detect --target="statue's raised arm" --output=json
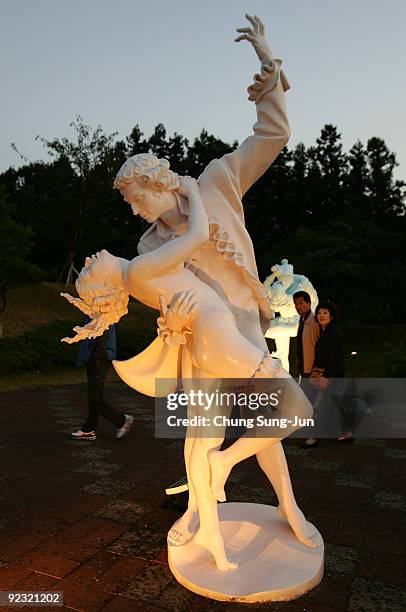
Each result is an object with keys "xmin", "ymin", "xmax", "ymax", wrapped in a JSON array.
[
  {"xmin": 114, "ymin": 15, "xmax": 291, "ymax": 330},
  {"xmin": 199, "ymin": 14, "xmax": 290, "ymax": 203}
]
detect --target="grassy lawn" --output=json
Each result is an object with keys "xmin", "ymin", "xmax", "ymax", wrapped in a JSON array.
[
  {"xmin": 3, "ymin": 282, "xmax": 79, "ymax": 337},
  {"xmin": 0, "ymin": 368, "xmax": 88, "ymax": 392},
  {"xmin": 3, "ymin": 281, "xmax": 157, "ymax": 339}
]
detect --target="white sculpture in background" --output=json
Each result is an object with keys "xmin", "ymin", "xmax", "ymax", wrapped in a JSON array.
[
  {"xmin": 264, "ymin": 259, "xmax": 318, "ymax": 371},
  {"xmin": 61, "ymin": 15, "xmax": 323, "ymax": 603}
]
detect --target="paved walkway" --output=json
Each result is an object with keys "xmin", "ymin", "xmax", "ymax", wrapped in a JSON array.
[{"xmin": 0, "ymin": 384, "xmax": 405, "ymax": 611}]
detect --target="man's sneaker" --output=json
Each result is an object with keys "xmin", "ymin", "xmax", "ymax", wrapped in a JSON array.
[
  {"xmin": 116, "ymin": 415, "xmax": 134, "ymax": 439},
  {"xmin": 70, "ymin": 429, "xmax": 97, "ymax": 441},
  {"xmin": 165, "ymin": 475, "xmax": 189, "ymax": 495}
]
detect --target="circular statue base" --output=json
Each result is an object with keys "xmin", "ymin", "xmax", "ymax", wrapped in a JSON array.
[{"xmin": 168, "ymin": 502, "xmax": 324, "ymax": 603}]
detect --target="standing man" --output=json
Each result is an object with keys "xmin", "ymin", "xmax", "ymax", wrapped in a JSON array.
[
  {"xmin": 293, "ymin": 291, "xmax": 320, "ymax": 448},
  {"xmin": 293, "ymin": 291, "xmax": 319, "ymax": 379}
]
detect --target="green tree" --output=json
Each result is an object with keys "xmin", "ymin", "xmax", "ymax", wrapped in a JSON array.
[
  {"xmin": 0, "ymin": 189, "xmax": 41, "ymax": 336},
  {"xmin": 36, "ymin": 115, "xmax": 121, "ymax": 283},
  {"xmin": 366, "ymin": 137, "xmax": 406, "ymax": 219},
  {"xmin": 346, "ymin": 140, "xmax": 369, "ymax": 215},
  {"xmin": 186, "ymin": 129, "xmax": 237, "ymax": 177},
  {"xmin": 261, "ymin": 218, "xmax": 406, "ymax": 324},
  {"xmin": 2, "ymin": 117, "xmax": 405, "ymax": 329},
  {"xmin": 125, "ymin": 124, "xmax": 148, "ymax": 157},
  {"xmin": 311, "ymin": 124, "xmax": 348, "ymax": 223},
  {"xmin": 244, "ymin": 145, "xmax": 292, "ymax": 265}
]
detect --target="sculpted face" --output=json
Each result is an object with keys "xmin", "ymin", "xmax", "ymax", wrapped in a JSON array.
[
  {"xmin": 80, "ymin": 249, "xmax": 120, "ymax": 284},
  {"xmin": 120, "ymin": 182, "xmax": 177, "ymax": 223}
]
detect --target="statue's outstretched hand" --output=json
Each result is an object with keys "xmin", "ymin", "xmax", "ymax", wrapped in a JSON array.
[{"xmin": 235, "ymin": 14, "xmax": 273, "ymax": 64}]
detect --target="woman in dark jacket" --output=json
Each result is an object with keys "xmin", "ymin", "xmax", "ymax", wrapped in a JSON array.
[
  {"xmin": 302, "ymin": 301, "xmax": 348, "ymax": 448},
  {"xmin": 312, "ymin": 302, "xmax": 345, "ymax": 380}
]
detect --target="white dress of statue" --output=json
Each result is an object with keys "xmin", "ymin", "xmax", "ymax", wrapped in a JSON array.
[
  {"xmin": 61, "ymin": 16, "xmax": 323, "ymax": 603},
  {"xmin": 264, "ymin": 259, "xmax": 318, "ymax": 370}
]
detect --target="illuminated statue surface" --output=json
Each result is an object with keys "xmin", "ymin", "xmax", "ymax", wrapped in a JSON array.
[
  {"xmin": 264, "ymin": 259, "xmax": 318, "ymax": 370},
  {"xmin": 62, "ymin": 15, "xmax": 323, "ymax": 603}
]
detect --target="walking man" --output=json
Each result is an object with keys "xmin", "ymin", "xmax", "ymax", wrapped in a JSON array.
[{"xmin": 71, "ymin": 323, "xmax": 134, "ymax": 440}]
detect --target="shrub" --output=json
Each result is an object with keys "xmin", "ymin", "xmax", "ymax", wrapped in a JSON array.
[
  {"xmin": 383, "ymin": 338, "xmax": 406, "ymax": 377},
  {"xmin": 0, "ymin": 320, "xmax": 77, "ymax": 375},
  {"xmin": 0, "ymin": 306, "xmax": 158, "ymax": 375}
]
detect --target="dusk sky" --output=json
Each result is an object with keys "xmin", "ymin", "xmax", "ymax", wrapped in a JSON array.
[{"xmin": 1, "ymin": 0, "xmax": 405, "ymax": 179}]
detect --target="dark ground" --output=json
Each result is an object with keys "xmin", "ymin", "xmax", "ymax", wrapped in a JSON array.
[{"xmin": 0, "ymin": 383, "xmax": 405, "ymax": 611}]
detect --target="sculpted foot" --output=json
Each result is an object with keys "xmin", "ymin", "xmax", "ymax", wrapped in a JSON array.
[
  {"xmin": 278, "ymin": 504, "xmax": 322, "ymax": 548},
  {"xmin": 194, "ymin": 528, "xmax": 238, "ymax": 571},
  {"xmin": 208, "ymin": 449, "xmax": 231, "ymax": 502},
  {"xmin": 167, "ymin": 508, "xmax": 199, "ymax": 546}
]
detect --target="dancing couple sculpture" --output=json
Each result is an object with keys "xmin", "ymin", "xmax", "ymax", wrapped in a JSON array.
[{"xmin": 62, "ymin": 15, "xmax": 323, "ymax": 602}]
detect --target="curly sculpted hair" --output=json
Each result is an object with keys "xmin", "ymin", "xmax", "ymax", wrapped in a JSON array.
[{"xmin": 113, "ymin": 153, "xmax": 180, "ymax": 192}]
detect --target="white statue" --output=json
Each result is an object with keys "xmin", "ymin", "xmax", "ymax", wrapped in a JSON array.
[
  {"xmin": 264, "ymin": 259, "xmax": 318, "ymax": 370},
  {"xmin": 62, "ymin": 14, "xmax": 323, "ymax": 603}
]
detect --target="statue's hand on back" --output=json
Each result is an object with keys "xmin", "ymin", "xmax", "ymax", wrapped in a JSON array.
[
  {"xmin": 159, "ymin": 290, "xmax": 197, "ymax": 334},
  {"xmin": 157, "ymin": 290, "xmax": 198, "ymax": 347}
]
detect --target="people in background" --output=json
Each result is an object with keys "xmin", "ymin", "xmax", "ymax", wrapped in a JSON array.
[
  {"xmin": 293, "ymin": 291, "xmax": 320, "ymax": 379},
  {"xmin": 71, "ymin": 323, "xmax": 134, "ymax": 440},
  {"xmin": 302, "ymin": 301, "xmax": 346, "ymax": 448}
]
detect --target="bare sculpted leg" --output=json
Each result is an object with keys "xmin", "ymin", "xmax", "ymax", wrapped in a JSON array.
[
  {"xmin": 238, "ymin": 317, "xmax": 320, "ymax": 547},
  {"xmin": 167, "ymin": 345, "xmax": 223, "ymax": 548},
  {"xmin": 168, "ymin": 427, "xmax": 239, "ymax": 570},
  {"xmin": 168, "ymin": 372, "xmax": 236, "ymax": 570},
  {"xmin": 170, "ymin": 314, "xmax": 320, "ymax": 569},
  {"xmin": 167, "ymin": 433, "xmax": 200, "ymax": 546},
  {"xmin": 191, "ymin": 436, "xmax": 238, "ymax": 571},
  {"xmin": 174, "ymin": 399, "xmax": 321, "ymax": 552},
  {"xmin": 168, "ymin": 311, "xmax": 261, "ymax": 564},
  {"xmin": 207, "ymin": 374, "xmax": 322, "ymax": 548},
  {"xmin": 207, "ymin": 435, "xmax": 321, "ymax": 548},
  {"xmin": 167, "ymin": 333, "xmax": 201, "ymax": 547},
  {"xmin": 256, "ymin": 444, "xmax": 322, "ymax": 548},
  {"xmin": 186, "ymin": 377, "xmax": 237, "ymax": 571},
  {"xmin": 205, "ymin": 350, "xmax": 322, "ymax": 548}
]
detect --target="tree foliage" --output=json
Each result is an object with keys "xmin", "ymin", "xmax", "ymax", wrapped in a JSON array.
[{"xmin": 0, "ymin": 188, "xmax": 41, "ymax": 335}]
